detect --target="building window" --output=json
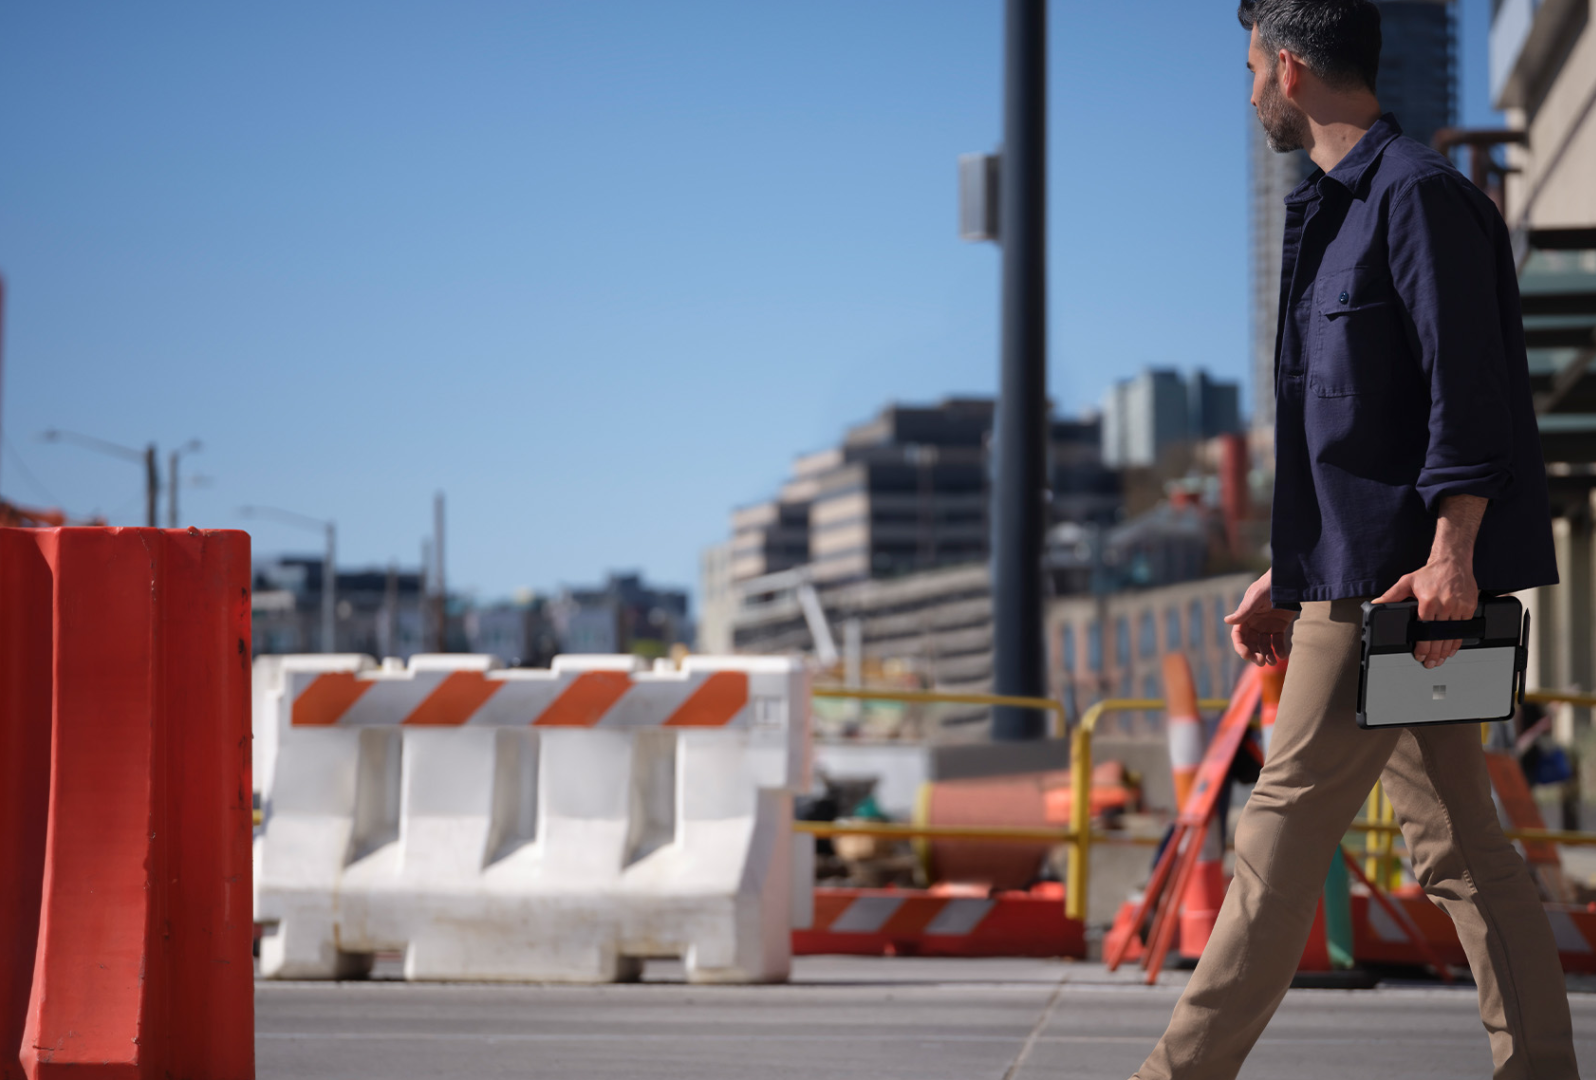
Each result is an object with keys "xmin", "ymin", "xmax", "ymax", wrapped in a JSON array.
[
  {"xmin": 1215, "ymin": 598, "xmax": 1230, "ymax": 652},
  {"xmin": 1117, "ymin": 617, "xmax": 1131, "ymax": 666},
  {"xmin": 1197, "ymin": 663, "xmax": 1212, "ymax": 700},
  {"xmin": 1062, "ymin": 625, "xmax": 1076, "ymax": 673},
  {"xmin": 1190, "ymin": 600, "xmax": 1205, "ymax": 648},
  {"xmin": 1089, "ymin": 622, "xmax": 1104, "ymax": 673},
  {"xmin": 1166, "ymin": 608, "xmax": 1181, "ymax": 651},
  {"xmin": 1139, "ymin": 611, "xmax": 1156, "ymax": 658},
  {"xmin": 1143, "ymin": 674, "xmax": 1162, "ymax": 732}
]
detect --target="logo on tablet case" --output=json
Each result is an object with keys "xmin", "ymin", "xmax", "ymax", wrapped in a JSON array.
[{"xmin": 1432, "ymin": 685, "xmax": 1446, "ymax": 700}]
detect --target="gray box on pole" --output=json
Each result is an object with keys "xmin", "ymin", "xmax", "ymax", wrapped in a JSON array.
[{"xmin": 959, "ymin": 153, "xmax": 1001, "ymax": 242}]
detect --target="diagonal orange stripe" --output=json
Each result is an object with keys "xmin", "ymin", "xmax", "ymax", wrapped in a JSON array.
[
  {"xmin": 878, "ymin": 898, "xmax": 946, "ymax": 938},
  {"xmin": 291, "ymin": 672, "xmax": 373, "ymax": 726},
  {"xmin": 662, "ymin": 671, "xmax": 748, "ymax": 727},
  {"xmin": 812, "ymin": 893, "xmax": 857, "ymax": 931},
  {"xmin": 533, "ymin": 670, "xmax": 633, "ymax": 727},
  {"xmin": 404, "ymin": 671, "xmax": 503, "ymax": 726}
]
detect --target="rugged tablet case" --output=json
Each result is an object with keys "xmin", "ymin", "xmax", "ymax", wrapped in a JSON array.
[{"xmin": 1356, "ymin": 596, "xmax": 1529, "ymax": 730}]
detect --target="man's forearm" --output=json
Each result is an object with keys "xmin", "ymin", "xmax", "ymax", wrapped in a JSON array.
[{"xmin": 1431, "ymin": 494, "xmax": 1487, "ymax": 565}]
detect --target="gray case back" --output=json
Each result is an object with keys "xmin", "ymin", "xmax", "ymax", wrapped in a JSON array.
[{"xmin": 1356, "ymin": 598, "xmax": 1529, "ymax": 729}]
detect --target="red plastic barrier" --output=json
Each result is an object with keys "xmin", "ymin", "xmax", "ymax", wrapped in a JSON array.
[{"xmin": 0, "ymin": 528, "xmax": 253, "ymax": 1080}]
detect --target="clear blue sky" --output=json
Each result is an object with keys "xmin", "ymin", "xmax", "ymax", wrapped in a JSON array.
[{"xmin": 0, "ymin": 1, "xmax": 1499, "ymax": 604}]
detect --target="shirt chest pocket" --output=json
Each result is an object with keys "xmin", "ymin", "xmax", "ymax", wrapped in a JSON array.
[{"xmin": 1312, "ymin": 266, "xmax": 1399, "ymax": 397}]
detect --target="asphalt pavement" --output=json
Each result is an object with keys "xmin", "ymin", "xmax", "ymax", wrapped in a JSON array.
[{"xmin": 256, "ymin": 957, "xmax": 1596, "ymax": 1080}]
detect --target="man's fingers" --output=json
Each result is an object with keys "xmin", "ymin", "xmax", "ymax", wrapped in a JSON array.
[{"xmin": 1373, "ymin": 574, "xmax": 1415, "ymax": 605}]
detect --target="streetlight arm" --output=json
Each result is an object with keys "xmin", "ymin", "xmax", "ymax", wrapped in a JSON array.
[
  {"xmin": 38, "ymin": 429, "xmax": 144, "ymax": 463},
  {"xmin": 237, "ymin": 504, "xmax": 332, "ymax": 533}
]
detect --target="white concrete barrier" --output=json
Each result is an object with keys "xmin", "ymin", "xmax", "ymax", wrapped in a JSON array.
[{"xmin": 254, "ymin": 653, "xmax": 811, "ymax": 983}]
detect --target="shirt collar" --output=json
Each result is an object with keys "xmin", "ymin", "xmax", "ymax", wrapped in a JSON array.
[{"xmin": 1283, "ymin": 113, "xmax": 1404, "ymax": 205}]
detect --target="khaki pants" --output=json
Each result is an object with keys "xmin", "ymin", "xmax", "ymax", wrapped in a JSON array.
[{"xmin": 1134, "ymin": 599, "xmax": 1579, "ymax": 1080}]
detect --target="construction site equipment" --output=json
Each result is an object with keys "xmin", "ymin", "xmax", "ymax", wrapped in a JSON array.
[
  {"xmin": 1, "ymin": 527, "xmax": 253, "ymax": 1079},
  {"xmin": 915, "ymin": 761, "xmax": 1139, "ymax": 890},
  {"xmin": 254, "ymin": 653, "xmax": 809, "ymax": 983},
  {"xmin": 814, "ymin": 685, "xmax": 1228, "ymax": 921}
]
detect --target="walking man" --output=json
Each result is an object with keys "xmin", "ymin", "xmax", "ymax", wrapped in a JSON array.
[{"xmin": 1131, "ymin": 3, "xmax": 1581, "ymax": 1077}]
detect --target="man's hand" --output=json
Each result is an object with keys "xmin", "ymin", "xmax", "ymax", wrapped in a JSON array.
[
  {"xmin": 1372, "ymin": 494, "xmax": 1486, "ymax": 669},
  {"xmin": 1224, "ymin": 569, "xmax": 1298, "ymax": 666}
]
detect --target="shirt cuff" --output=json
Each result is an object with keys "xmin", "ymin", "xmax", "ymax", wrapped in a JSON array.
[{"xmin": 1414, "ymin": 462, "xmax": 1511, "ymax": 513}]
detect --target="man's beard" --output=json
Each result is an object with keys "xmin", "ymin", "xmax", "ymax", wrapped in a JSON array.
[{"xmin": 1258, "ymin": 71, "xmax": 1308, "ymax": 154}]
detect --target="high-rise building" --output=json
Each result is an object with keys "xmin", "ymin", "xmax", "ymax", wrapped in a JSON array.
[
  {"xmin": 1250, "ymin": 1, "xmax": 1457, "ymax": 434},
  {"xmin": 718, "ymin": 397, "xmax": 1124, "ymax": 590},
  {"xmin": 1099, "ymin": 368, "xmax": 1243, "ymax": 468}
]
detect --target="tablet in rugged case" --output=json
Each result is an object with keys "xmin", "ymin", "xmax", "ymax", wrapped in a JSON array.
[{"xmin": 1356, "ymin": 597, "xmax": 1529, "ymax": 729}]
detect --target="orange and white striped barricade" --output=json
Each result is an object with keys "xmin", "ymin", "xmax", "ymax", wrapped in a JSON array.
[
  {"xmin": 794, "ymin": 884, "xmax": 1085, "ymax": 958},
  {"xmin": 254, "ymin": 653, "xmax": 810, "ymax": 984},
  {"xmin": 1351, "ymin": 887, "xmax": 1596, "ymax": 975}
]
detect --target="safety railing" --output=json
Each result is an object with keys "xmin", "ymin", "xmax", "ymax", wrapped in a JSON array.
[{"xmin": 810, "ymin": 687, "xmax": 1226, "ymax": 920}]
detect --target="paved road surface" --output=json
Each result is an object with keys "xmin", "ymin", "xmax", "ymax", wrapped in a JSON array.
[{"xmin": 257, "ymin": 958, "xmax": 1596, "ymax": 1079}]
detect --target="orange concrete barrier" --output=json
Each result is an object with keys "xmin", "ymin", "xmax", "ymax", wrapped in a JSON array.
[{"xmin": 0, "ymin": 528, "xmax": 254, "ymax": 1080}]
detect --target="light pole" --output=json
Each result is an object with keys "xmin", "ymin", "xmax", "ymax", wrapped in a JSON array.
[
  {"xmin": 959, "ymin": 1, "xmax": 1049, "ymax": 741},
  {"xmin": 168, "ymin": 440, "xmax": 203, "ymax": 528},
  {"xmin": 39, "ymin": 429, "xmax": 161, "ymax": 527},
  {"xmin": 239, "ymin": 505, "xmax": 337, "ymax": 654}
]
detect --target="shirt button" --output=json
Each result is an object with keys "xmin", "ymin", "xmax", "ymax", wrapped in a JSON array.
[{"xmin": 1339, "ymin": 291, "xmax": 1350, "ymax": 304}]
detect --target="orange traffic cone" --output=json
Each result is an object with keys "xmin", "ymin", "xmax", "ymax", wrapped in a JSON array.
[
  {"xmin": 1259, "ymin": 659, "xmax": 1287, "ymax": 757},
  {"xmin": 1163, "ymin": 654, "xmax": 1226, "ymax": 958}
]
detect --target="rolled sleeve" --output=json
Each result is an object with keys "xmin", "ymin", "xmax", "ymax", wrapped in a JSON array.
[{"xmin": 1388, "ymin": 175, "xmax": 1515, "ymax": 511}]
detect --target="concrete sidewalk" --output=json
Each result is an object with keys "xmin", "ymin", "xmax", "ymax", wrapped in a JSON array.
[{"xmin": 256, "ymin": 958, "xmax": 1596, "ymax": 1080}]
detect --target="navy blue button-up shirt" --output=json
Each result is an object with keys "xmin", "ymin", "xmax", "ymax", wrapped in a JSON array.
[{"xmin": 1270, "ymin": 115, "xmax": 1557, "ymax": 606}]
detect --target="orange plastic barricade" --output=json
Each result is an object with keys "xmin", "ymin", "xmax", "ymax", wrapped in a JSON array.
[{"xmin": 0, "ymin": 528, "xmax": 253, "ymax": 1080}]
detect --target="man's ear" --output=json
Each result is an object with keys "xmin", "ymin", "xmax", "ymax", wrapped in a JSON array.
[{"xmin": 1278, "ymin": 49, "xmax": 1303, "ymax": 100}]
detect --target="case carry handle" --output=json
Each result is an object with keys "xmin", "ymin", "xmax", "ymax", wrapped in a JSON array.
[{"xmin": 1408, "ymin": 616, "xmax": 1487, "ymax": 642}]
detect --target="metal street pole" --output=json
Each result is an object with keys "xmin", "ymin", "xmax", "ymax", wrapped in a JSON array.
[
  {"xmin": 144, "ymin": 445, "xmax": 159, "ymax": 527},
  {"xmin": 324, "ymin": 521, "xmax": 337, "ymax": 655},
  {"xmin": 991, "ymin": 0, "xmax": 1049, "ymax": 741},
  {"xmin": 38, "ymin": 429, "xmax": 159, "ymax": 526},
  {"xmin": 432, "ymin": 492, "xmax": 446, "ymax": 652},
  {"xmin": 167, "ymin": 440, "xmax": 203, "ymax": 528}
]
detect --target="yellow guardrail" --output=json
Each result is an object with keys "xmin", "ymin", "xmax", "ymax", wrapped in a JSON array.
[
  {"xmin": 1068, "ymin": 698, "xmax": 1229, "ymax": 920},
  {"xmin": 811, "ymin": 685, "xmax": 1072, "ymax": 738},
  {"xmin": 811, "ymin": 688, "xmax": 1227, "ymax": 920}
]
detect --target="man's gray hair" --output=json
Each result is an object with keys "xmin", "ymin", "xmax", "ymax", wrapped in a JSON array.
[{"xmin": 1238, "ymin": 0, "xmax": 1382, "ymax": 92}]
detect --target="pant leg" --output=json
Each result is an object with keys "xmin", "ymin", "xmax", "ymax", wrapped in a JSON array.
[
  {"xmin": 1135, "ymin": 600, "xmax": 1394, "ymax": 1080},
  {"xmin": 1379, "ymin": 724, "xmax": 1580, "ymax": 1080}
]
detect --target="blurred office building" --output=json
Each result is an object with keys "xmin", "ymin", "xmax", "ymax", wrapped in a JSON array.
[
  {"xmin": 727, "ymin": 397, "xmax": 1121, "ymax": 592},
  {"xmin": 1099, "ymin": 368, "xmax": 1243, "ymax": 469},
  {"xmin": 252, "ymin": 557, "xmax": 567, "ymax": 667},
  {"xmin": 548, "ymin": 572, "xmax": 691, "ymax": 660},
  {"xmin": 251, "ymin": 558, "xmax": 437, "ymax": 657},
  {"xmin": 1250, "ymin": 0, "xmax": 1457, "ymax": 434},
  {"xmin": 462, "ymin": 594, "xmax": 561, "ymax": 668}
]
